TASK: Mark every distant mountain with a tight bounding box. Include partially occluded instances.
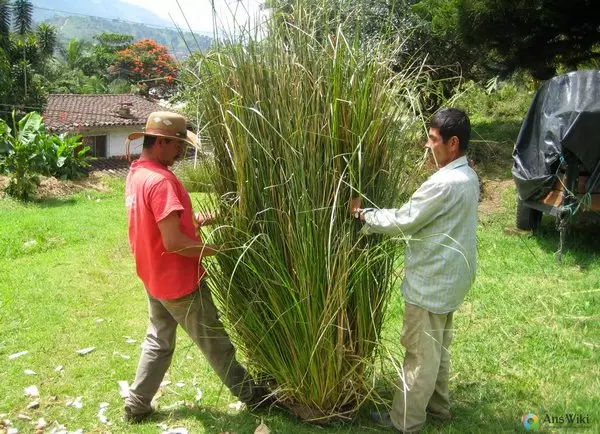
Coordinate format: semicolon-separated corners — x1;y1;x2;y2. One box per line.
31;1;213;58
40;15;212;58
31;0;172;28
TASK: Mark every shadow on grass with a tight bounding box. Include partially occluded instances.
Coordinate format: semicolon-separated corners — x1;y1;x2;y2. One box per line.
128;389;524;433
136;405;357;433
36;196;78;208
532;214;600;269
469;120;522;180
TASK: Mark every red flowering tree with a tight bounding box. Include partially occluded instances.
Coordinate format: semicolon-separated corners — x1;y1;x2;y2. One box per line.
112;39;178;97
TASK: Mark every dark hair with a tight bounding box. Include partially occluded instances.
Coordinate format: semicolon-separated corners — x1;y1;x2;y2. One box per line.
430;107;471;152
142;135;158;149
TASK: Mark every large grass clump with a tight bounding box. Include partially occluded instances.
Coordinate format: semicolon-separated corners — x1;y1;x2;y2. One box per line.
181;2;429;422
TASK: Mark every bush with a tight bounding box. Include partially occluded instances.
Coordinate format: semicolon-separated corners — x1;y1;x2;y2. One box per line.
0;111;92;199
182;2;431;421
454;78;535;123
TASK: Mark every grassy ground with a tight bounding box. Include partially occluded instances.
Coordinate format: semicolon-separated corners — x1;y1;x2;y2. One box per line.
1;122;599;432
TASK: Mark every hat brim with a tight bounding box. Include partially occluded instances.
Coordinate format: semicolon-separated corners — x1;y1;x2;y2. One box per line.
127;130;198;148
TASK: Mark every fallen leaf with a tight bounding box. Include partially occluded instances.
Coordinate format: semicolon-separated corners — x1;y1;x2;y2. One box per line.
54;365;63;372
113;352;130;360
0;419;11;427
35;418;47;429
95;318;105;323
125;338;136;344
24;386;39;397
157;423;169;430
24;369;37;375
194;388;203;402
175;382;185;387
254;419;271;434
118;380;129;398
97;402;111;425
27;400;40;409
228;401;244;411
23;239;37;248
159;380;171;387
17;414;31;421
8;351;28;360
66;396;83;409
75;347;95;356
161;428;188;434
7;427;18;434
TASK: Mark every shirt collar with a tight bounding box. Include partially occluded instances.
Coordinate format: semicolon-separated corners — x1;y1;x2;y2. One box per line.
439;155;468;172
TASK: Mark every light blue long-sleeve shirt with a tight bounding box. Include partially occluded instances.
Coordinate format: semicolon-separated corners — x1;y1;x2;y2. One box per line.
363;156;479;313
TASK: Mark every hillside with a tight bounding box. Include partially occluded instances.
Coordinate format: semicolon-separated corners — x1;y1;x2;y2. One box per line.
42;15;213;58
31;0;172;27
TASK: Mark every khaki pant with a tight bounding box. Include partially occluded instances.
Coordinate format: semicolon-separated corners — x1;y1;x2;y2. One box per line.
125;282;255;415
390;302;454;433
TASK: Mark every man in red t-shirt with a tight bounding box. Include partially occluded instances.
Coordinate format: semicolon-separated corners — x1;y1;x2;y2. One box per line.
123;111;268;422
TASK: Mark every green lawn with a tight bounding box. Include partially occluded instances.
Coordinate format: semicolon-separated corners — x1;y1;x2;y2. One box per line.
1;167;599;433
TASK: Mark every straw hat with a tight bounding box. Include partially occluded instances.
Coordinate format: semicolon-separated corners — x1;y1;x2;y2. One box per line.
128;111;198;147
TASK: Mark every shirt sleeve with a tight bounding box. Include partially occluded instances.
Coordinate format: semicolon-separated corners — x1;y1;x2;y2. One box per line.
147;179;185;223
363;180;451;237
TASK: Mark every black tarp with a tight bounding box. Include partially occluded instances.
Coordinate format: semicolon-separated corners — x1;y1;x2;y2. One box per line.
512;70;600;201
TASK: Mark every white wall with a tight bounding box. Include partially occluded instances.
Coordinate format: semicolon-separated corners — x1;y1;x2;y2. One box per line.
80;126;144;158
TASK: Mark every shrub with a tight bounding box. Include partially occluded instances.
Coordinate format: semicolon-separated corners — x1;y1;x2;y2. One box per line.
182;2;430;422
0;111;92;199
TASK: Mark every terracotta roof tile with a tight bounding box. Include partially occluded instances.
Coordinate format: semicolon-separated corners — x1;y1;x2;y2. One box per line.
43;94;168;132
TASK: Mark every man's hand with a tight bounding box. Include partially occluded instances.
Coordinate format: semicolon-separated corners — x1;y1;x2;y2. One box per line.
350;197;364;221
159;212;222;258
195;211;217;227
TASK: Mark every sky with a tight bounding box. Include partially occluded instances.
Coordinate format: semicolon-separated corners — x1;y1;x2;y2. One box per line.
121;0;266;35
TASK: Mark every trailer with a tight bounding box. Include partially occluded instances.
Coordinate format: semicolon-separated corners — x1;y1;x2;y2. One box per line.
512;70;600;262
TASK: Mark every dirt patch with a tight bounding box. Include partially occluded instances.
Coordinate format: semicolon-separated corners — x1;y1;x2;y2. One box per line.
36;172;110;198
0;175;8;198
478;178;514;216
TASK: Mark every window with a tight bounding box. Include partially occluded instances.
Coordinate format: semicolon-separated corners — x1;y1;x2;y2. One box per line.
80;135;107;158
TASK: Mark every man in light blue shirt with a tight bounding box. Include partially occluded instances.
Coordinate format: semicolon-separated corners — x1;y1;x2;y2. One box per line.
352;108;479;433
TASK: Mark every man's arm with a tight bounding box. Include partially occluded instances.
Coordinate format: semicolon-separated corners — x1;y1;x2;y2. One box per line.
359;181;450;237
158;212;222;258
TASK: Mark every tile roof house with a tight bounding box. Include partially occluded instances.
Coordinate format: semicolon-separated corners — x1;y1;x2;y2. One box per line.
43;94;168;158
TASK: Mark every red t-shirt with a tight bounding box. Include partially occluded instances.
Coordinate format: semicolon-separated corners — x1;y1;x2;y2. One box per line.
125;159;205;299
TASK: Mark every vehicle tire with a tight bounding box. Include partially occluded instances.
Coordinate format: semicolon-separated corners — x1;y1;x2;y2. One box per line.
516;199;542;231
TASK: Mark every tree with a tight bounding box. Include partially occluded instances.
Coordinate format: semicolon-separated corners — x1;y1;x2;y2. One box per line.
11;0;32;36
455;0;600;79
0;0;10;48
90;32;132;79
62;38;92;70
112;38;178;97
36;23;57;58
411;0;600;80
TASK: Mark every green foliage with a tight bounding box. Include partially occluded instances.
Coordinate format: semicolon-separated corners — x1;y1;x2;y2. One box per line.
43;134;92;180
455;79;534;122
0;111;92;199
412;0;600;81
0;0;10;45
0;112;43;200
174;157;216;193
35;23;57;58
10;0;32;35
